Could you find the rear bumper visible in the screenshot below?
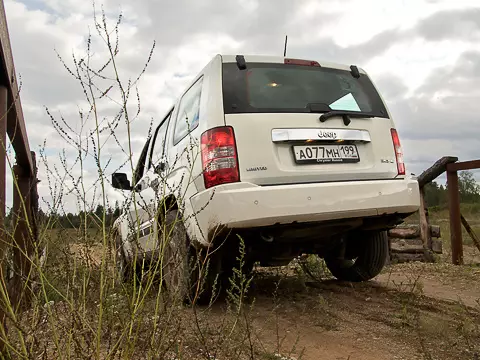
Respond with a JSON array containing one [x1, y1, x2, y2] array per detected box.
[[188, 178, 420, 241]]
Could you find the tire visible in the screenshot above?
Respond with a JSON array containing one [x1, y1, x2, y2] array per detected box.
[[190, 246, 223, 305], [115, 233, 134, 284], [325, 231, 389, 282], [161, 209, 223, 305], [162, 209, 190, 304]]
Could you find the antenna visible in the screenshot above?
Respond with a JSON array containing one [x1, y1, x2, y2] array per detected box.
[[283, 35, 288, 57]]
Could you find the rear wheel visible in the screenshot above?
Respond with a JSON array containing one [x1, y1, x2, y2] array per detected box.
[[325, 231, 388, 282]]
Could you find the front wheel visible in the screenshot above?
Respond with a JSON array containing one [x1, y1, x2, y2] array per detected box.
[[162, 210, 190, 304], [324, 231, 389, 282], [114, 233, 134, 284]]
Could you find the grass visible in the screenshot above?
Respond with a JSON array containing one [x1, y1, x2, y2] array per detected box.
[[1, 227, 271, 359], [0, 201, 474, 359], [0, 219, 479, 359]]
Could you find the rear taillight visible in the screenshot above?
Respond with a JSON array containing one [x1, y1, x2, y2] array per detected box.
[[390, 129, 405, 176], [201, 126, 239, 189]]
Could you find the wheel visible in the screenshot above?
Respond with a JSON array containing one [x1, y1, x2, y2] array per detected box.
[[162, 209, 190, 303], [190, 246, 223, 305], [324, 231, 389, 282], [115, 233, 133, 284], [161, 209, 224, 305]]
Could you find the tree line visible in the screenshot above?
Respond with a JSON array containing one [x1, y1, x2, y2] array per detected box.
[[5, 201, 122, 229], [423, 170, 480, 208]]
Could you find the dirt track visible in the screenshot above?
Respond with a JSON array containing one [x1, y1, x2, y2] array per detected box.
[[68, 242, 480, 359], [225, 260, 480, 360]]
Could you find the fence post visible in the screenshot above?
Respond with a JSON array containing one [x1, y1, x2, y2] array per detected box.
[[0, 85, 8, 349], [0, 86, 6, 245], [9, 152, 38, 312], [447, 169, 463, 265]]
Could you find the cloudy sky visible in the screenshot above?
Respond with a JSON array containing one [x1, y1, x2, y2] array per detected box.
[[3, 0, 480, 212]]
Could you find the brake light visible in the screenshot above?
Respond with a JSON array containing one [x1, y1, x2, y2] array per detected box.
[[201, 126, 239, 189], [284, 58, 320, 67], [390, 129, 405, 176]]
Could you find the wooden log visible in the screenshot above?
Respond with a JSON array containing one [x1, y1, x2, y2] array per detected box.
[[417, 156, 458, 188], [390, 253, 426, 263], [419, 188, 434, 263], [390, 239, 443, 254], [460, 214, 480, 253], [432, 239, 443, 254], [388, 225, 441, 239]]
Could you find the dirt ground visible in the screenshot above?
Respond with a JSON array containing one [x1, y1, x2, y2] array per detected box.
[[224, 257, 480, 360], [68, 242, 480, 360], [248, 263, 480, 359]]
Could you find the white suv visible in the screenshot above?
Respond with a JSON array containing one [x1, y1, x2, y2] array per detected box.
[[112, 54, 420, 300]]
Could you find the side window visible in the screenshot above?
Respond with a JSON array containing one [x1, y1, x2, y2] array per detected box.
[[133, 137, 151, 185], [148, 111, 172, 169], [173, 77, 203, 145]]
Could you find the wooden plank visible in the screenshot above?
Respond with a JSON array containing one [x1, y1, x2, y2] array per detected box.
[[0, 84, 7, 350], [447, 170, 463, 265], [0, 85, 6, 229], [446, 160, 480, 172], [417, 156, 458, 188], [390, 239, 443, 254], [460, 214, 480, 253], [432, 239, 443, 254], [390, 253, 426, 263], [388, 225, 441, 239], [0, 0, 34, 175]]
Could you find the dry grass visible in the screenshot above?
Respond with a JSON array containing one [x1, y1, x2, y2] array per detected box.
[[0, 224, 479, 360]]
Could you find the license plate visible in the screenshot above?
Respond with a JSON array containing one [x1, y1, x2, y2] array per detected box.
[[293, 144, 360, 164]]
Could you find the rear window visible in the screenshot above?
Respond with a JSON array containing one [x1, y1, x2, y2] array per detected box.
[[222, 62, 389, 118]]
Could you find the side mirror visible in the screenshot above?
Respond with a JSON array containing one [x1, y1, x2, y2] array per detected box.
[[155, 161, 166, 174], [112, 173, 132, 190]]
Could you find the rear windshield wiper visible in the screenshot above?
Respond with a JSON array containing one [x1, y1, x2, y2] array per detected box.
[[319, 110, 375, 126]]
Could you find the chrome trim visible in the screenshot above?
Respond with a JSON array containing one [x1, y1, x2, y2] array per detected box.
[[271, 128, 371, 142]]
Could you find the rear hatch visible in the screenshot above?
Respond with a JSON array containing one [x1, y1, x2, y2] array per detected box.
[[221, 57, 401, 186]]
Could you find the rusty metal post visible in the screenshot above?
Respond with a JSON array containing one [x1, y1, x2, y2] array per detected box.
[[447, 170, 463, 265]]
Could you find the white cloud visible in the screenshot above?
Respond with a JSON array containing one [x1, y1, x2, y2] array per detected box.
[[366, 38, 471, 94], [2, 0, 480, 213]]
